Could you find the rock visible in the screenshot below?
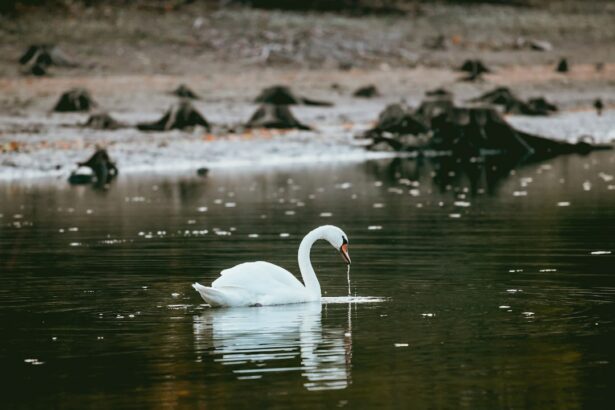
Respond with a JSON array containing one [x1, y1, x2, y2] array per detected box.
[[53, 88, 97, 112], [353, 85, 380, 98], [71, 148, 118, 187], [82, 113, 124, 130], [594, 98, 603, 115], [246, 104, 311, 130], [255, 85, 332, 106], [137, 100, 210, 131], [556, 58, 569, 73], [172, 84, 200, 99], [469, 87, 557, 116]]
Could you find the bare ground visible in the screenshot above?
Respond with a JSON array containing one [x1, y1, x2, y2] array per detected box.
[[0, 1, 614, 179]]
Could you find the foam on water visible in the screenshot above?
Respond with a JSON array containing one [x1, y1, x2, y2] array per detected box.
[[321, 296, 387, 304]]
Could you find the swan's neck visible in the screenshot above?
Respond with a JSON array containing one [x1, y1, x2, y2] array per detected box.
[[298, 228, 323, 298]]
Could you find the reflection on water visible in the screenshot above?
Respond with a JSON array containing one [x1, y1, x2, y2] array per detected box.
[[0, 151, 614, 408], [193, 302, 352, 391]]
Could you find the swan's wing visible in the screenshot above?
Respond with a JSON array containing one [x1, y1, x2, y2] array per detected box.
[[213, 261, 305, 293]]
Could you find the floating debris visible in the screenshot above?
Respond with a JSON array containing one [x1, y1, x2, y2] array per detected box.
[[353, 84, 380, 98], [320, 212, 333, 217], [449, 213, 461, 218], [368, 225, 382, 230], [421, 313, 436, 318], [394, 343, 409, 347], [557, 201, 571, 207], [53, 88, 97, 112], [522, 311, 535, 317], [590, 251, 612, 255], [24, 358, 45, 365], [583, 181, 592, 191], [255, 85, 332, 106], [506, 289, 523, 293], [499, 305, 511, 309], [246, 104, 311, 130], [137, 100, 210, 131]]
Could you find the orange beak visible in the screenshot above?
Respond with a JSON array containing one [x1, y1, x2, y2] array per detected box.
[[340, 243, 351, 265]]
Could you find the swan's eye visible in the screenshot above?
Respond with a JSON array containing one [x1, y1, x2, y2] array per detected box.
[[342, 236, 348, 245]]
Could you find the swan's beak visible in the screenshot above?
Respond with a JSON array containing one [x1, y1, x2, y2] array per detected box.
[[340, 243, 351, 265]]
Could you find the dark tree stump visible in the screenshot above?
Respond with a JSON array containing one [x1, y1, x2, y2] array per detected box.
[[69, 148, 118, 187], [83, 113, 124, 130], [246, 104, 311, 130], [255, 85, 332, 106], [353, 85, 380, 98], [556, 58, 569, 73], [137, 100, 210, 131], [172, 84, 200, 99], [53, 88, 97, 112]]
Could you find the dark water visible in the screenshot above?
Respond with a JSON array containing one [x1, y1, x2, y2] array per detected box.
[[1, 152, 614, 409]]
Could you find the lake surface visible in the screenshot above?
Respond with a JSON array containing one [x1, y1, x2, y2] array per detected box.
[[1, 152, 614, 408]]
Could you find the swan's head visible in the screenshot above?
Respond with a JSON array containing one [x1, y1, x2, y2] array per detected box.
[[320, 225, 351, 265]]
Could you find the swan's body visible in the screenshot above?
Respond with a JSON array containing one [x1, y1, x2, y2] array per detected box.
[[193, 225, 350, 307]]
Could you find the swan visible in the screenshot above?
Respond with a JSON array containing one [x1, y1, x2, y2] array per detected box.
[[192, 225, 351, 307]]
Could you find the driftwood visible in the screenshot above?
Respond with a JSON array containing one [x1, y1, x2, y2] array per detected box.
[[53, 88, 97, 112], [255, 85, 332, 106], [137, 100, 210, 131], [246, 104, 311, 130]]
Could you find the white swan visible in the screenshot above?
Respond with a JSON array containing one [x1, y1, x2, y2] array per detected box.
[[192, 225, 351, 307]]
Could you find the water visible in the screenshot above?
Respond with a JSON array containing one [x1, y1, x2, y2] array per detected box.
[[1, 152, 614, 408]]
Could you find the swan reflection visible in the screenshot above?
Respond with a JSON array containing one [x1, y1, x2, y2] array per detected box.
[[193, 302, 352, 391]]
